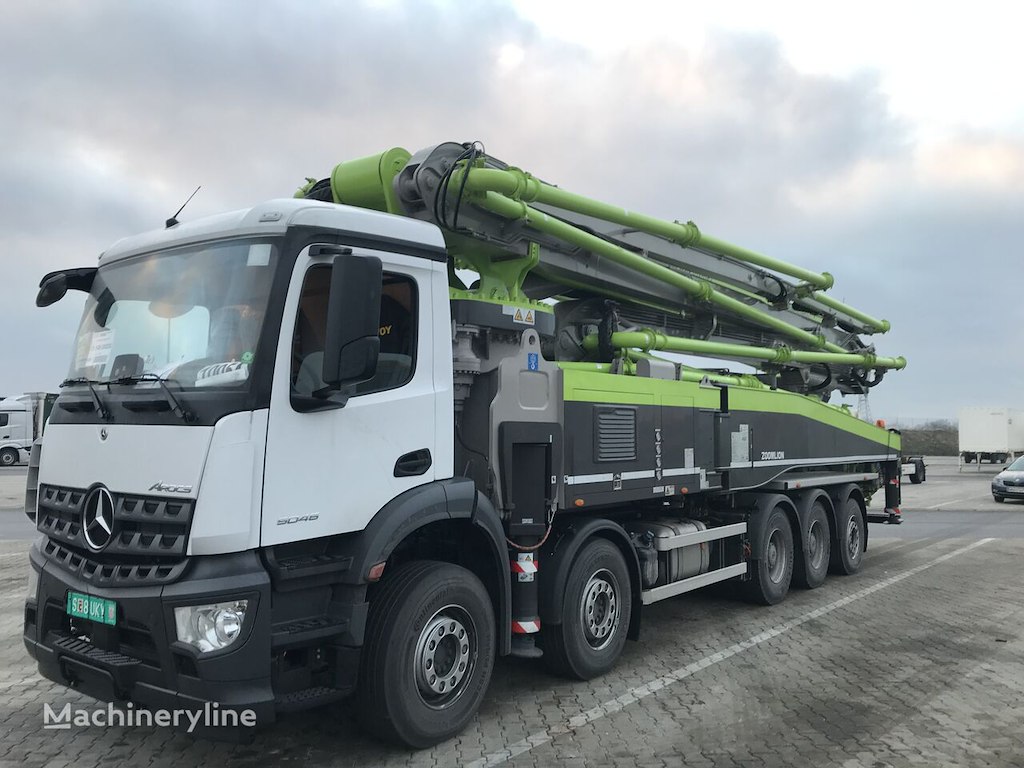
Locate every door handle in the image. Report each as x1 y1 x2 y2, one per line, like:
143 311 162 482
394 449 432 477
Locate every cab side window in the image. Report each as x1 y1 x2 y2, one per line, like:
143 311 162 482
0 414 8 428
291 266 417 398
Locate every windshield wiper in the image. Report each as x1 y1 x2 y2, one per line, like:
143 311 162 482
58 378 112 420
110 374 195 422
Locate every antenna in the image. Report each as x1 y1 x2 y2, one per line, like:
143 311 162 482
165 186 201 228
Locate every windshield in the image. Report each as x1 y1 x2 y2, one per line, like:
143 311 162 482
67 239 278 390
1007 456 1024 471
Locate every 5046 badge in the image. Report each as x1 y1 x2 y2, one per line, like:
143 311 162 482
277 514 318 526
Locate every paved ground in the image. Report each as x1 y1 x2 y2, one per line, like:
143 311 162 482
2 457 1023 767
0 467 32 540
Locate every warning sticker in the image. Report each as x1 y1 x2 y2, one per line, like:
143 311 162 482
731 424 751 465
502 305 535 325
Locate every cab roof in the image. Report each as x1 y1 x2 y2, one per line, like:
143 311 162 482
98 198 447 265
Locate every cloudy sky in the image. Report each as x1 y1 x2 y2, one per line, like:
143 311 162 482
2 0 1020 421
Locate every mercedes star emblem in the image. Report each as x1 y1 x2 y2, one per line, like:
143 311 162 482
82 486 115 551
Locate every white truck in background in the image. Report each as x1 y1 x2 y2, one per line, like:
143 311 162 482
959 407 1024 465
0 393 56 466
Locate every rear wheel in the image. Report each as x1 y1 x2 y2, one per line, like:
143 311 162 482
543 538 632 680
830 497 865 575
0 448 17 467
356 560 495 748
793 500 831 589
744 506 794 605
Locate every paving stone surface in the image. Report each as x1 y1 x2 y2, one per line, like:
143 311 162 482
2 458 1023 767
2 534 1023 768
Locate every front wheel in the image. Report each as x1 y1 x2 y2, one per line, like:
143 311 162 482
994 495 1005 503
543 538 632 680
830 497 865 575
356 560 495 748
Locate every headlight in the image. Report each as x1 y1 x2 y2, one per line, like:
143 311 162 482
994 477 1005 487
26 566 39 600
174 600 249 653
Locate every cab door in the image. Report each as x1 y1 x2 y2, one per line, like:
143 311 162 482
261 243 446 545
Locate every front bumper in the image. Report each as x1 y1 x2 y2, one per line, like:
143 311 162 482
993 483 1024 497
23 540 277 728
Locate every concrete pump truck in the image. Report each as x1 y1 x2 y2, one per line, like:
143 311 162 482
24 141 905 747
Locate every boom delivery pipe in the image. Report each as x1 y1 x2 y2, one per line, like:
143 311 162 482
472 190 841 351
459 167 835 291
810 291 890 333
582 330 907 370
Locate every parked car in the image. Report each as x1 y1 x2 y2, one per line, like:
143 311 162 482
992 456 1024 502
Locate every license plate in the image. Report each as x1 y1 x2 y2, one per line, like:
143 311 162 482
66 591 117 626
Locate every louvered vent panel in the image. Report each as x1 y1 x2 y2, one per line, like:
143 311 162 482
596 407 637 462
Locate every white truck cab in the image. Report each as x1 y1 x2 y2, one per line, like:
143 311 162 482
0 397 32 465
24 198 463 732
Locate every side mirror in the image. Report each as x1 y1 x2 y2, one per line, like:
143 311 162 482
36 274 68 307
321 253 382 393
36 267 97 307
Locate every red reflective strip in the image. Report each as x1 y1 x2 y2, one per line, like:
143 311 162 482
511 620 541 634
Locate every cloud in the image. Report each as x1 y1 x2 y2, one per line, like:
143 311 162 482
0 0 1018 420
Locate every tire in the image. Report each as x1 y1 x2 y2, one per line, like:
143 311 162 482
909 459 925 484
964 455 974 464
356 560 495 748
0 448 18 467
743 506 794 605
994 495 1005 503
543 538 632 680
793 499 831 590
829 496 865 575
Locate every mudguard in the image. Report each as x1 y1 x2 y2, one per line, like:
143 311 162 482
346 477 512 654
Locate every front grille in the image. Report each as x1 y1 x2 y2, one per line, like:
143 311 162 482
42 539 188 585
37 483 193 585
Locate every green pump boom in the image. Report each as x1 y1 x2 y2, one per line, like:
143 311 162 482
298 140 904 398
